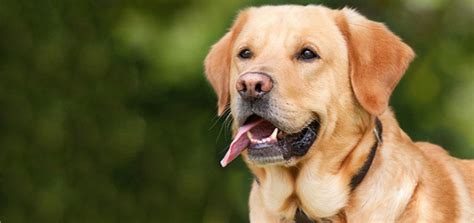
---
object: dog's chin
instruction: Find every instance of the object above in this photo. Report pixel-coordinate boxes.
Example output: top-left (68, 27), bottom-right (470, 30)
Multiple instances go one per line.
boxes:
top-left (243, 115), bottom-right (321, 166)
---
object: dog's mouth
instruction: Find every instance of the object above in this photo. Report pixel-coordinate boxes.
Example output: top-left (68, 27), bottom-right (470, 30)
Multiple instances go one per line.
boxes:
top-left (220, 115), bottom-right (320, 167)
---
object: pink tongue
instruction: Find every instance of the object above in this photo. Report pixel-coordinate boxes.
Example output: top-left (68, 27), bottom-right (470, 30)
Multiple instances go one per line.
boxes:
top-left (220, 119), bottom-right (265, 167)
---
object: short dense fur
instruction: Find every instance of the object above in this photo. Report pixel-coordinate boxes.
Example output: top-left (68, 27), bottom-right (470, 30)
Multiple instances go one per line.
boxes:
top-left (205, 5), bottom-right (474, 222)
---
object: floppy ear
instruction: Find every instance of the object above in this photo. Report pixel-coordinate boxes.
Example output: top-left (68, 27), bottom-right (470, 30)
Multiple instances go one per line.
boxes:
top-left (205, 10), bottom-right (249, 116)
top-left (204, 32), bottom-right (233, 116)
top-left (335, 8), bottom-right (415, 115)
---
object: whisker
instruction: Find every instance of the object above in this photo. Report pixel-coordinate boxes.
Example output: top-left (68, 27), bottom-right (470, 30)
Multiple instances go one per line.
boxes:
top-left (209, 115), bottom-right (222, 131)
top-left (209, 106), bottom-right (230, 131)
top-left (223, 111), bottom-right (234, 140)
top-left (216, 106), bottom-right (231, 141)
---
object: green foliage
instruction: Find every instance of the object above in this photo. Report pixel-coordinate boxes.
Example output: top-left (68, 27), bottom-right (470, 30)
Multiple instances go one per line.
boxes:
top-left (0, 0), bottom-right (472, 222)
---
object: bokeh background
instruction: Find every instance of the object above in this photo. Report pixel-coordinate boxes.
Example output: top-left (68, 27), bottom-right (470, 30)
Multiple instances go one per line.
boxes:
top-left (0, 0), bottom-right (472, 222)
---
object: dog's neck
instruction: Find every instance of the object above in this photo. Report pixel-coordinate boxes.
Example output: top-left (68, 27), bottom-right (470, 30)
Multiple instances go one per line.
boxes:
top-left (248, 116), bottom-right (384, 222)
top-left (295, 118), bottom-right (383, 222)
top-left (349, 117), bottom-right (382, 190)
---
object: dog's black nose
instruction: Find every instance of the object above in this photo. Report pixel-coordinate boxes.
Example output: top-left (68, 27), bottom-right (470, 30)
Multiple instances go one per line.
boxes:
top-left (236, 72), bottom-right (273, 100)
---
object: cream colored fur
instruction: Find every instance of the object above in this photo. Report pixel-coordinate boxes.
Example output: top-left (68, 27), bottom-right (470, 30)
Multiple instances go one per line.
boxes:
top-left (204, 5), bottom-right (474, 223)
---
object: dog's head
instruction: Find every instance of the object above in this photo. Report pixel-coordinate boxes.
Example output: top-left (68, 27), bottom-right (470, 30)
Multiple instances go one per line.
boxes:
top-left (205, 5), bottom-right (414, 167)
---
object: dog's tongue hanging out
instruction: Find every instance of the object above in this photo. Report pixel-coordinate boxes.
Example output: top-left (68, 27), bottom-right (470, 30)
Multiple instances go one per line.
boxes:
top-left (220, 117), bottom-right (277, 167)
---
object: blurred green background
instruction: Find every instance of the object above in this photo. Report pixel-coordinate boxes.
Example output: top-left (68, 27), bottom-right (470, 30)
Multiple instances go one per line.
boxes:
top-left (0, 0), bottom-right (472, 222)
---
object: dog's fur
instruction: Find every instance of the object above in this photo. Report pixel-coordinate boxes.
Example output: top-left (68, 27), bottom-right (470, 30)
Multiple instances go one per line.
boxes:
top-left (204, 5), bottom-right (474, 222)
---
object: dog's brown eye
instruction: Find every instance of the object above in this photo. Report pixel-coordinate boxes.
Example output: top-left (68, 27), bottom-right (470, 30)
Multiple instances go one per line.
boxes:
top-left (238, 49), bottom-right (253, 59)
top-left (298, 48), bottom-right (320, 61)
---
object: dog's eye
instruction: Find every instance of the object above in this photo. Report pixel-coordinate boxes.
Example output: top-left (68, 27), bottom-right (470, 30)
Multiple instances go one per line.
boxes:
top-left (238, 49), bottom-right (253, 59)
top-left (297, 48), bottom-right (320, 61)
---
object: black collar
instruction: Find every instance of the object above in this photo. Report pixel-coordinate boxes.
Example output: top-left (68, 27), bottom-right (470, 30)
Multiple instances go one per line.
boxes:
top-left (295, 118), bottom-right (383, 223)
top-left (349, 117), bottom-right (383, 190)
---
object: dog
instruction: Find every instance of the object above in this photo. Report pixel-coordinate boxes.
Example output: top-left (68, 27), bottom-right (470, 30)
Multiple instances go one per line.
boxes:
top-left (204, 5), bottom-right (474, 222)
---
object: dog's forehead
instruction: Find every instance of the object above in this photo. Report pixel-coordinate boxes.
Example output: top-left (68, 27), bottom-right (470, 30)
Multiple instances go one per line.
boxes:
top-left (235, 6), bottom-right (340, 49)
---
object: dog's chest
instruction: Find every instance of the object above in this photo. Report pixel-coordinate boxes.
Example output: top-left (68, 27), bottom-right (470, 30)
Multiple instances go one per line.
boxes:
top-left (295, 170), bottom-right (349, 219)
top-left (259, 166), bottom-right (349, 221)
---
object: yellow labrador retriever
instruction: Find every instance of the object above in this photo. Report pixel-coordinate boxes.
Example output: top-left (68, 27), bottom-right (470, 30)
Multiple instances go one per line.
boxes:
top-left (204, 5), bottom-right (474, 222)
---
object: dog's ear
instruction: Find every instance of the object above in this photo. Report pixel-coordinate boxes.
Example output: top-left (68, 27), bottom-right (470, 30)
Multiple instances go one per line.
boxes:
top-left (205, 11), bottom-right (249, 116)
top-left (205, 32), bottom-right (232, 116)
top-left (334, 8), bottom-right (415, 115)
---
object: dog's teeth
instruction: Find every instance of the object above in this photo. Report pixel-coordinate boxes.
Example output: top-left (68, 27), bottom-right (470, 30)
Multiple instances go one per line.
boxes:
top-left (270, 128), bottom-right (278, 140)
top-left (248, 132), bottom-right (259, 143)
top-left (247, 132), bottom-right (254, 140)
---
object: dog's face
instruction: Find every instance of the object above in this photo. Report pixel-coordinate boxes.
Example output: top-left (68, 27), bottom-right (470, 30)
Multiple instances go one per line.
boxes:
top-left (231, 6), bottom-right (347, 131)
top-left (205, 5), bottom-right (414, 167)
